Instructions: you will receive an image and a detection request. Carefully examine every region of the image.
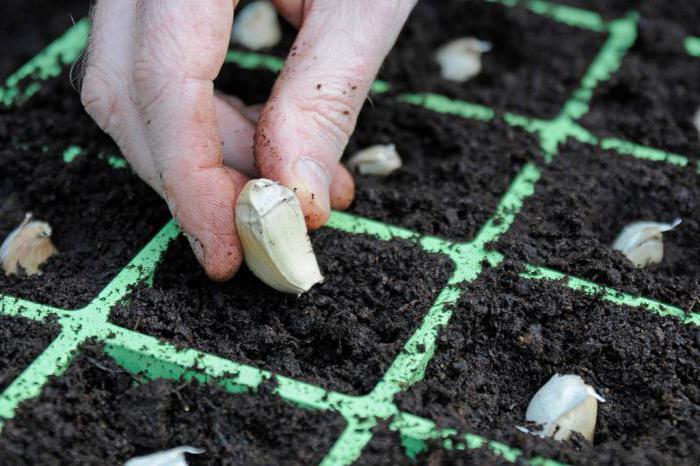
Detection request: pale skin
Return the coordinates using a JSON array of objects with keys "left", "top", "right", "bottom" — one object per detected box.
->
[{"left": 81, "top": 0, "right": 417, "bottom": 280}]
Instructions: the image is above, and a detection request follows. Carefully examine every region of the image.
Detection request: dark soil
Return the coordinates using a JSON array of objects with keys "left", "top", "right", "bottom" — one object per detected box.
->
[
  {"left": 396, "top": 264, "right": 700, "bottom": 465},
  {"left": 580, "top": 18, "right": 700, "bottom": 159},
  {"left": 380, "top": 0, "right": 607, "bottom": 119},
  {"left": 355, "top": 424, "right": 517, "bottom": 465},
  {"left": 0, "top": 0, "right": 90, "bottom": 80},
  {"left": 494, "top": 141, "right": 700, "bottom": 310},
  {"left": 0, "top": 70, "right": 171, "bottom": 309},
  {"left": 214, "top": 64, "right": 277, "bottom": 105},
  {"left": 344, "top": 97, "right": 539, "bottom": 241},
  {"left": 0, "top": 345, "right": 344, "bottom": 465},
  {"left": 0, "top": 315, "right": 59, "bottom": 392},
  {"left": 110, "top": 230, "right": 453, "bottom": 395}
]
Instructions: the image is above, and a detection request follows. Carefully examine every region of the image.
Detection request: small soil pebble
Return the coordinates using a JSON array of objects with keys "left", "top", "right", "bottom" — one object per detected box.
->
[
  {"left": 395, "top": 265, "right": 700, "bottom": 465},
  {"left": 355, "top": 424, "right": 515, "bottom": 465},
  {"left": 0, "top": 72, "right": 171, "bottom": 309},
  {"left": 345, "top": 97, "right": 539, "bottom": 241},
  {"left": 0, "top": 345, "right": 345, "bottom": 465},
  {"left": 0, "top": 315, "right": 59, "bottom": 392},
  {"left": 381, "top": 0, "right": 607, "bottom": 118},
  {"left": 495, "top": 141, "right": 700, "bottom": 310},
  {"left": 110, "top": 230, "right": 453, "bottom": 395},
  {"left": 580, "top": 18, "right": 700, "bottom": 159}
]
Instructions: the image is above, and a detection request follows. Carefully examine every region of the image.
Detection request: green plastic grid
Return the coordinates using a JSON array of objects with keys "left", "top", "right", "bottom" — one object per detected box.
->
[{"left": 1, "top": 2, "right": 699, "bottom": 464}]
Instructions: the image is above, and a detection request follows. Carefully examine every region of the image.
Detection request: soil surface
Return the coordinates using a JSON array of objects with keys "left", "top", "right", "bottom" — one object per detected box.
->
[
  {"left": 380, "top": 0, "right": 607, "bottom": 119},
  {"left": 110, "top": 231, "right": 452, "bottom": 395},
  {"left": 344, "top": 97, "right": 539, "bottom": 241},
  {"left": 0, "top": 344, "right": 344, "bottom": 465},
  {"left": 580, "top": 18, "right": 700, "bottom": 159},
  {"left": 0, "top": 0, "right": 89, "bottom": 80},
  {"left": 355, "top": 424, "right": 516, "bottom": 465},
  {"left": 0, "top": 315, "right": 59, "bottom": 392},
  {"left": 396, "top": 264, "right": 700, "bottom": 465},
  {"left": 0, "top": 71, "right": 171, "bottom": 309},
  {"left": 495, "top": 141, "right": 700, "bottom": 310}
]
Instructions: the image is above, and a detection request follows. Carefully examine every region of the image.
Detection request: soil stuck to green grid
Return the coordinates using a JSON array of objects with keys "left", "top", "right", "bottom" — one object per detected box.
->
[
  {"left": 396, "top": 265, "right": 700, "bottom": 465},
  {"left": 111, "top": 230, "right": 453, "bottom": 395},
  {"left": 380, "top": 0, "right": 607, "bottom": 119},
  {"left": 344, "top": 97, "right": 539, "bottom": 241},
  {"left": 0, "top": 345, "right": 344, "bottom": 465},
  {"left": 354, "top": 424, "right": 516, "bottom": 465},
  {"left": 580, "top": 19, "right": 700, "bottom": 159},
  {"left": 0, "top": 315, "right": 59, "bottom": 392},
  {"left": 495, "top": 141, "right": 700, "bottom": 310}
]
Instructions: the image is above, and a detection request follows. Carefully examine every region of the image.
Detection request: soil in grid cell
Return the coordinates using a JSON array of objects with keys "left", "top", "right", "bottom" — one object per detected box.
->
[
  {"left": 0, "top": 0, "right": 89, "bottom": 80},
  {"left": 0, "top": 344, "right": 344, "bottom": 465},
  {"left": 494, "top": 140, "right": 700, "bottom": 309},
  {"left": 0, "top": 72, "right": 171, "bottom": 309},
  {"left": 110, "top": 230, "right": 453, "bottom": 395},
  {"left": 395, "top": 266, "right": 700, "bottom": 465},
  {"left": 0, "top": 315, "right": 59, "bottom": 392},
  {"left": 580, "top": 19, "right": 700, "bottom": 159},
  {"left": 354, "top": 424, "right": 513, "bottom": 466},
  {"left": 344, "top": 97, "right": 540, "bottom": 242},
  {"left": 379, "top": 0, "right": 607, "bottom": 119},
  {"left": 214, "top": 63, "right": 277, "bottom": 105}
]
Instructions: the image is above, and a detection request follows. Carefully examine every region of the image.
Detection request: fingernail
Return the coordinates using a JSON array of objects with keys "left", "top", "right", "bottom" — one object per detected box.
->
[
  {"left": 295, "top": 158, "right": 331, "bottom": 211},
  {"left": 185, "top": 232, "right": 205, "bottom": 265}
]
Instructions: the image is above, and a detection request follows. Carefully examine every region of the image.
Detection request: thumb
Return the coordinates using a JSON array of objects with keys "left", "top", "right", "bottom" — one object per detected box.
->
[{"left": 255, "top": 0, "right": 416, "bottom": 229}]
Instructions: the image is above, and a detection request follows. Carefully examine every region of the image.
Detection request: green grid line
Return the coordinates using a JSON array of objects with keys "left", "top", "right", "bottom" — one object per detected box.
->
[{"left": 1, "top": 2, "right": 699, "bottom": 465}]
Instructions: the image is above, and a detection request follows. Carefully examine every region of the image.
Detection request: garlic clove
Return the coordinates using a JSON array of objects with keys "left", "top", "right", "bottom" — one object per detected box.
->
[
  {"left": 235, "top": 179, "right": 323, "bottom": 295},
  {"left": 346, "top": 144, "right": 402, "bottom": 177},
  {"left": 693, "top": 107, "right": 700, "bottom": 139},
  {"left": 231, "top": 1, "right": 282, "bottom": 51},
  {"left": 524, "top": 374, "right": 605, "bottom": 443},
  {"left": 125, "top": 446, "right": 204, "bottom": 466},
  {"left": 434, "top": 37, "right": 492, "bottom": 83},
  {"left": 1, "top": 213, "right": 58, "bottom": 276},
  {"left": 612, "top": 218, "right": 681, "bottom": 268}
]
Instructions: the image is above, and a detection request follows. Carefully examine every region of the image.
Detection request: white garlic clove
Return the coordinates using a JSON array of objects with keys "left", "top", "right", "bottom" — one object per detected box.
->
[
  {"left": 1, "top": 213, "right": 58, "bottom": 276},
  {"left": 236, "top": 179, "right": 323, "bottom": 295},
  {"left": 124, "top": 446, "right": 204, "bottom": 466},
  {"left": 693, "top": 107, "right": 700, "bottom": 139},
  {"left": 434, "top": 37, "right": 492, "bottom": 83},
  {"left": 346, "top": 144, "right": 402, "bottom": 177},
  {"left": 231, "top": 1, "right": 282, "bottom": 51},
  {"left": 612, "top": 218, "right": 681, "bottom": 268},
  {"left": 524, "top": 374, "right": 605, "bottom": 443}
]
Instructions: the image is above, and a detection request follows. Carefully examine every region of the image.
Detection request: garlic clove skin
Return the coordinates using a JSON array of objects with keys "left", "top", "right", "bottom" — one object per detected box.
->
[
  {"left": 434, "top": 37, "right": 492, "bottom": 82},
  {"left": 525, "top": 374, "right": 605, "bottom": 443},
  {"left": 231, "top": 1, "right": 282, "bottom": 51},
  {"left": 125, "top": 446, "right": 205, "bottom": 466},
  {"left": 612, "top": 219, "right": 681, "bottom": 268},
  {"left": 1, "top": 213, "right": 58, "bottom": 276},
  {"left": 236, "top": 179, "right": 323, "bottom": 295},
  {"left": 347, "top": 144, "right": 402, "bottom": 177}
]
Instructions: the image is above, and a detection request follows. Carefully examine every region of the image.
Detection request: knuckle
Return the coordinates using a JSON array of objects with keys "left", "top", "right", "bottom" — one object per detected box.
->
[
  {"left": 293, "top": 90, "right": 358, "bottom": 146},
  {"left": 80, "top": 64, "right": 119, "bottom": 131}
]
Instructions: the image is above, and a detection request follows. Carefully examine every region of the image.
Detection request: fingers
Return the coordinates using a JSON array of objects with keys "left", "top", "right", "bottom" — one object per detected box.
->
[
  {"left": 255, "top": 0, "right": 416, "bottom": 229},
  {"left": 130, "top": 0, "right": 244, "bottom": 280},
  {"left": 330, "top": 164, "right": 355, "bottom": 211}
]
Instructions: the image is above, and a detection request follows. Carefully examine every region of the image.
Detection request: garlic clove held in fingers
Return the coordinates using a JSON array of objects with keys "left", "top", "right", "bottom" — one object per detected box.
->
[
  {"left": 612, "top": 218, "right": 681, "bottom": 268},
  {"left": 1, "top": 213, "right": 58, "bottom": 276},
  {"left": 434, "top": 37, "right": 492, "bottom": 82},
  {"left": 236, "top": 179, "right": 323, "bottom": 295},
  {"left": 524, "top": 374, "right": 605, "bottom": 442},
  {"left": 347, "top": 144, "right": 402, "bottom": 177},
  {"left": 231, "top": 1, "right": 282, "bottom": 51}
]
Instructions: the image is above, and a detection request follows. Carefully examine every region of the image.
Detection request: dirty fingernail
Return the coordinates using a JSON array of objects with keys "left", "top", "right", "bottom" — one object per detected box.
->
[{"left": 295, "top": 158, "right": 331, "bottom": 211}]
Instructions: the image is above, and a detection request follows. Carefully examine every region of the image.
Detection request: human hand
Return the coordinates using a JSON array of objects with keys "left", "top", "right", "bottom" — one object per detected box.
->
[{"left": 80, "top": 0, "right": 416, "bottom": 280}]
